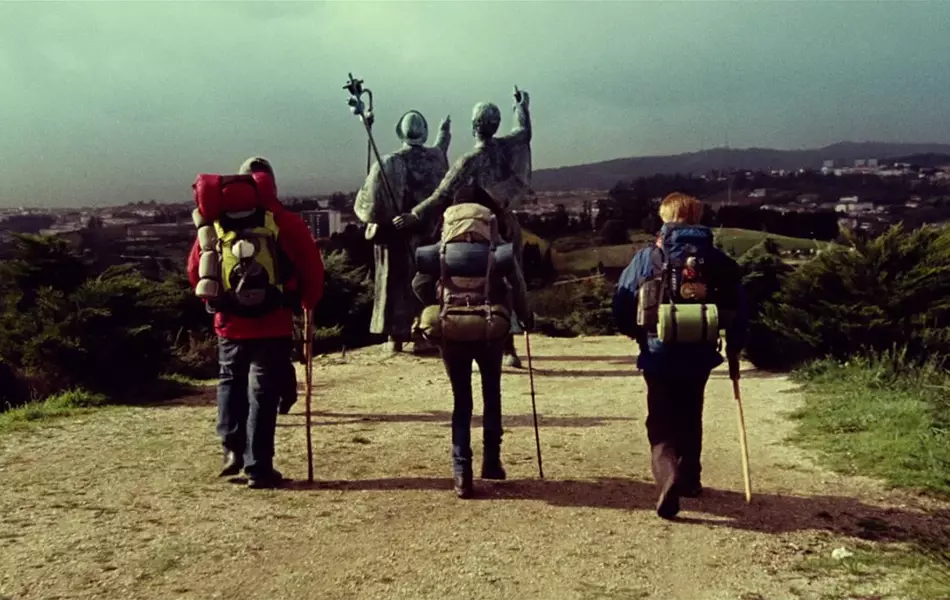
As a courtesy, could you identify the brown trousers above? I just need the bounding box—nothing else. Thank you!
[643,372,710,491]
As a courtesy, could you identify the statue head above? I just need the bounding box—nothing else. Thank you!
[395,110,428,146]
[471,102,501,140]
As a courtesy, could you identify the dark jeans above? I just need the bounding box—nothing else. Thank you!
[217,337,292,476]
[441,339,506,475]
[642,371,710,490]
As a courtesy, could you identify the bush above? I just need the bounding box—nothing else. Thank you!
[739,238,796,369]
[600,219,630,245]
[0,234,212,408]
[530,276,616,337]
[309,249,376,352]
[751,224,950,370]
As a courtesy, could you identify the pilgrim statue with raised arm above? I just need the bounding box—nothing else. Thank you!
[355,111,451,353]
[393,86,532,366]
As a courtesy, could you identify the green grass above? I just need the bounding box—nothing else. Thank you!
[0,374,212,434]
[794,540,950,599]
[539,227,827,274]
[715,227,831,256]
[790,353,950,497]
[790,353,950,598]
[0,389,109,433]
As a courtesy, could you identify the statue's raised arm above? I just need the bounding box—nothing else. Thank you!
[499,86,531,145]
[434,115,452,156]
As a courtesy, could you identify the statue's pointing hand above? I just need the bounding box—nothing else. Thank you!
[514,86,529,107]
[393,212,420,231]
[440,115,451,132]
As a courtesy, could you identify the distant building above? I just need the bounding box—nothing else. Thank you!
[300,210,344,239]
[867,158,879,168]
[822,159,835,169]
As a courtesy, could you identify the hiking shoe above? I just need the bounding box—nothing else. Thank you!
[247,469,284,489]
[679,482,703,498]
[656,473,681,520]
[480,461,507,480]
[454,473,474,499]
[219,450,244,477]
[278,395,296,415]
[504,354,523,369]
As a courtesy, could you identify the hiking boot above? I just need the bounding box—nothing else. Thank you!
[480,461,507,480]
[411,339,439,356]
[454,473,474,499]
[656,472,681,520]
[679,481,703,498]
[247,468,284,489]
[278,395,296,415]
[504,353,523,369]
[219,450,244,477]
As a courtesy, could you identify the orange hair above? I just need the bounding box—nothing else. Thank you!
[658,192,703,225]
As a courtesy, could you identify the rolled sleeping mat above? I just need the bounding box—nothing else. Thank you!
[192,207,211,229]
[657,303,720,345]
[195,250,221,300]
[416,242,515,277]
[197,225,217,251]
[195,278,220,300]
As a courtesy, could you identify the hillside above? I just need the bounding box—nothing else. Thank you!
[529,228,824,275]
[531,141,950,191]
[1,336,947,599]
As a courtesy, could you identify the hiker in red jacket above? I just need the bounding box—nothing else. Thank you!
[187,157,324,488]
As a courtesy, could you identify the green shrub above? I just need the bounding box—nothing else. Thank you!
[750,224,950,369]
[530,276,616,337]
[309,250,375,351]
[0,234,211,407]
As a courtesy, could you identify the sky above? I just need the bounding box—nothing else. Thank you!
[2,0,950,208]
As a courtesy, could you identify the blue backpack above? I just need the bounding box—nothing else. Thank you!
[637,224,730,346]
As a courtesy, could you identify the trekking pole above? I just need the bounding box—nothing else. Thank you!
[304,309,315,483]
[523,329,544,479]
[730,355,752,503]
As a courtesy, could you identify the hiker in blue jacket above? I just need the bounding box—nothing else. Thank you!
[614,192,749,519]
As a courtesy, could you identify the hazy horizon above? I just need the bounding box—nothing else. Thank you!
[3,1,950,209]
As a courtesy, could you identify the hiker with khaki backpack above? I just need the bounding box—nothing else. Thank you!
[412,185,533,498]
[613,193,749,519]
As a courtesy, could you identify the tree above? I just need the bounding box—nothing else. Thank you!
[328,192,351,212]
[600,219,630,245]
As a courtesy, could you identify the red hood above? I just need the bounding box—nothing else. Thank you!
[192,172,281,220]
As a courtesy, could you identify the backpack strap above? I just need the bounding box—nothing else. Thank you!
[483,237,496,342]
[651,245,678,343]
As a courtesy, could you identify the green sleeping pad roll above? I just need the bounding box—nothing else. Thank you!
[657,303,720,345]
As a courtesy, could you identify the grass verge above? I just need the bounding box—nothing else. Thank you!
[0,374,211,434]
[789,352,950,497]
[793,540,950,600]
[790,352,950,598]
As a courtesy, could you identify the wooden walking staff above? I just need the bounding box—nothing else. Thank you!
[303,309,315,483]
[730,355,752,503]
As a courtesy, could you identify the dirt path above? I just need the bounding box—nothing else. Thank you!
[1,335,947,600]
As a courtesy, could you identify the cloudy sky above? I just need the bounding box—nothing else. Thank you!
[2,1,950,208]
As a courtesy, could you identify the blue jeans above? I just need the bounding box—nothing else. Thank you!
[441,339,505,475]
[216,337,292,477]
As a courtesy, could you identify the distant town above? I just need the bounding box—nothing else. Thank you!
[3,154,950,263]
